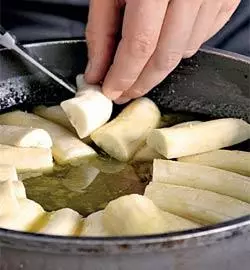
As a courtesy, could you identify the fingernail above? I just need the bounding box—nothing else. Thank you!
[103,86,123,100]
[115,97,131,104]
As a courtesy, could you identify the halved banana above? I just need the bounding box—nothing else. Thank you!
[0,144,53,172]
[152,159,250,203]
[39,208,82,236]
[0,111,96,164]
[0,198,44,231]
[102,194,198,236]
[0,164,18,182]
[91,98,161,162]
[0,180,20,216]
[0,125,52,148]
[61,88,113,139]
[178,150,250,177]
[145,182,250,224]
[147,118,250,159]
[80,210,108,236]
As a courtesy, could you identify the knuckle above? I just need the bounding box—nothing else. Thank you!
[153,51,182,71]
[125,34,156,58]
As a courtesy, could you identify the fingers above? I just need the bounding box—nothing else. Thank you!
[183,0,222,58]
[206,0,241,41]
[122,0,202,100]
[102,0,170,100]
[84,0,122,84]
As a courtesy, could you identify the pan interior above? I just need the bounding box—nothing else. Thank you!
[0,40,249,240]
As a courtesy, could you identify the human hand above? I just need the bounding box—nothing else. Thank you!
[84,0,240,103]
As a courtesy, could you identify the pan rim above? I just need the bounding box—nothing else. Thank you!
[0,39,249,252]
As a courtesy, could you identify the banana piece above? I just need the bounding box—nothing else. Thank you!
[178,150,250,177]
[13,181,26,199]
[91,98,161,162]
[145,182,250,224]
[0,164,18,182]
[103,194,198,236]
[133,116,199,162]
[81,210,108,236]
[0,198,44,231]
[0,125,52,148]
[0,144,53,172]
[39,208,82,236]
[61,87,113,139]
[0,111,96,164]
[0,180,20,216]
[152,159,250,203]
[147,118,250,159]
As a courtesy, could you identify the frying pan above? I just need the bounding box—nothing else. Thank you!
[0,40,249,270]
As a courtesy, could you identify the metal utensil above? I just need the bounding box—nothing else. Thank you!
[0,26,76,94]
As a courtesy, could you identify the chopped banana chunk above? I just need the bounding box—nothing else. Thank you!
[147,118,250,159]
[0,125,52,148]
[103,194,198,236]
[0,111,96,164]
[81,210,108,236]
[0,144,53,172]
[39,208,82,236]
[61,88,113,138]
[91,98,161,161]
[178,150,250,177]
[152,159,250,203]
[0,199,44,231]
[145,182,250,224]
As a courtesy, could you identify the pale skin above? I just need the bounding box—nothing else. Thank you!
[84,0,241,104]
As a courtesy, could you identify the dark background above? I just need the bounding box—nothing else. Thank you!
[0,0,250,56]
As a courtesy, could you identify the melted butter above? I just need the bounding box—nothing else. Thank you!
[23,157,152,217]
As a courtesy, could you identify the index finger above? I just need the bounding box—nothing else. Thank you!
[103,0,169,100]
[84,0,122,83]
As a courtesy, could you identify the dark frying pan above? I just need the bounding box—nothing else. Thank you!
[0,40,249,270]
